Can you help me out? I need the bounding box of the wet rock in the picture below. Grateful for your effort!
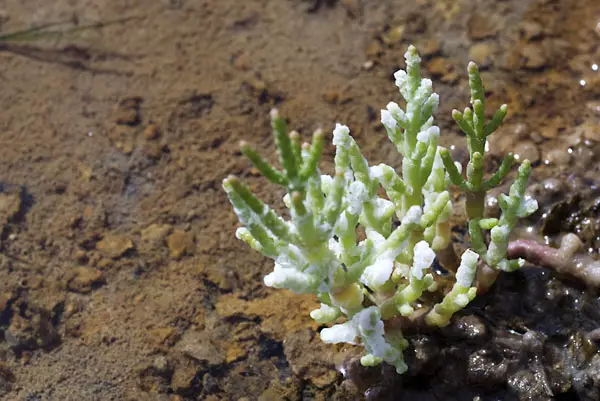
[142,141,163,160]
[96,234,134,259]
[67,267,105,293]
[445,315,488,344]
[283,329,339,388]
[141,223,173,248]
[467,13,497,40]
[176,331,224,366]
[467,350,509,387]
[137,356,173,393]
[202,265,236,291]
[108,125,137,154]
[96,258,114,270]
[177,93,214,119]
[425,57,453,78]
[143,123,161,140]
[508,369,553,401]
[575,120,600,143]
[520,44,548,70]
[469,42,497,68]
[525,178,566,212]
[4,302,60,352]
[215,292,318,340]
[365,40,383,59]
[543,148,571,167]
[170,358,199,394]
[586,101,600,116]
[149,326,179,346]
[381,25,404,45]
[405,335,441,374]
[115,97,143,126]
[519,20,544,40]
[403,12,426,34]
[258,379,302,401]
[232,51,252,71]
[0,363,14,397]
[521,331,544,355]
[225,342,247,363]
[572,354,600,399]
[539,116,565,139]
[0,190,22,225]
[167,229,195,259]
[417,38,441,58]
[514,140,540,165]
[242,78,284,105]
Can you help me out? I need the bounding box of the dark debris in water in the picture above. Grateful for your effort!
[343,267,600,400]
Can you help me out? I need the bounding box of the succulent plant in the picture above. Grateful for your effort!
[223,45,537,374]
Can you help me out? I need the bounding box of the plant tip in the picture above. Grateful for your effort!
[467,61,479,73]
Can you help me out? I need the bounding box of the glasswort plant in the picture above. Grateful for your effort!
[223,46,537,374]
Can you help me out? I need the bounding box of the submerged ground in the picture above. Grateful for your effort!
[0,0,599,400]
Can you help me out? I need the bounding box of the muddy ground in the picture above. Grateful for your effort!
[0,0,599,400]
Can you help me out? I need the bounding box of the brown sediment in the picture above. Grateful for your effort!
[0,0,599,400]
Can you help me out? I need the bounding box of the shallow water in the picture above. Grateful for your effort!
[0,0,599,400]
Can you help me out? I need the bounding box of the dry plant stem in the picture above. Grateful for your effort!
[508,234,600,288]
[475,262,500,294]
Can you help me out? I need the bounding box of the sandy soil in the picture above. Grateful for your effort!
[0,0,599,400]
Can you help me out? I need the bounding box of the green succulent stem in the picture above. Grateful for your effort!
[223,46,538,377]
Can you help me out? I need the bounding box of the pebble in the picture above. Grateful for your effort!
[203,265,235,291]
[225,342,248,363]
[544,148,571,167]
[540,116,565,139]
[5,304,60,350]
[467,13,497,40]
[469,42,497,68]
[170,360,198,393]
[0,191,22,224]
[115,97,142,126]
[365,41,383,59]
[519,20,544,40]
[67,267,105,293]
[447,315,488,343]
[382,25,405,45]
[108,125,136,155]
[143,123,161,140]
[514,140,540,165]
[575,120,600,142]
[426,57,452,77]
[96,234,134,259]
[418,38,441,58]
[149,327,178,346]
[520,44,548,69]
[176,331,224,365]
[141,223,173,247]
[167,230,196,259]
[142,141,163,159]
[232,52,251,71]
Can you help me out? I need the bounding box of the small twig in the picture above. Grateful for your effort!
[508,234,600,288]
